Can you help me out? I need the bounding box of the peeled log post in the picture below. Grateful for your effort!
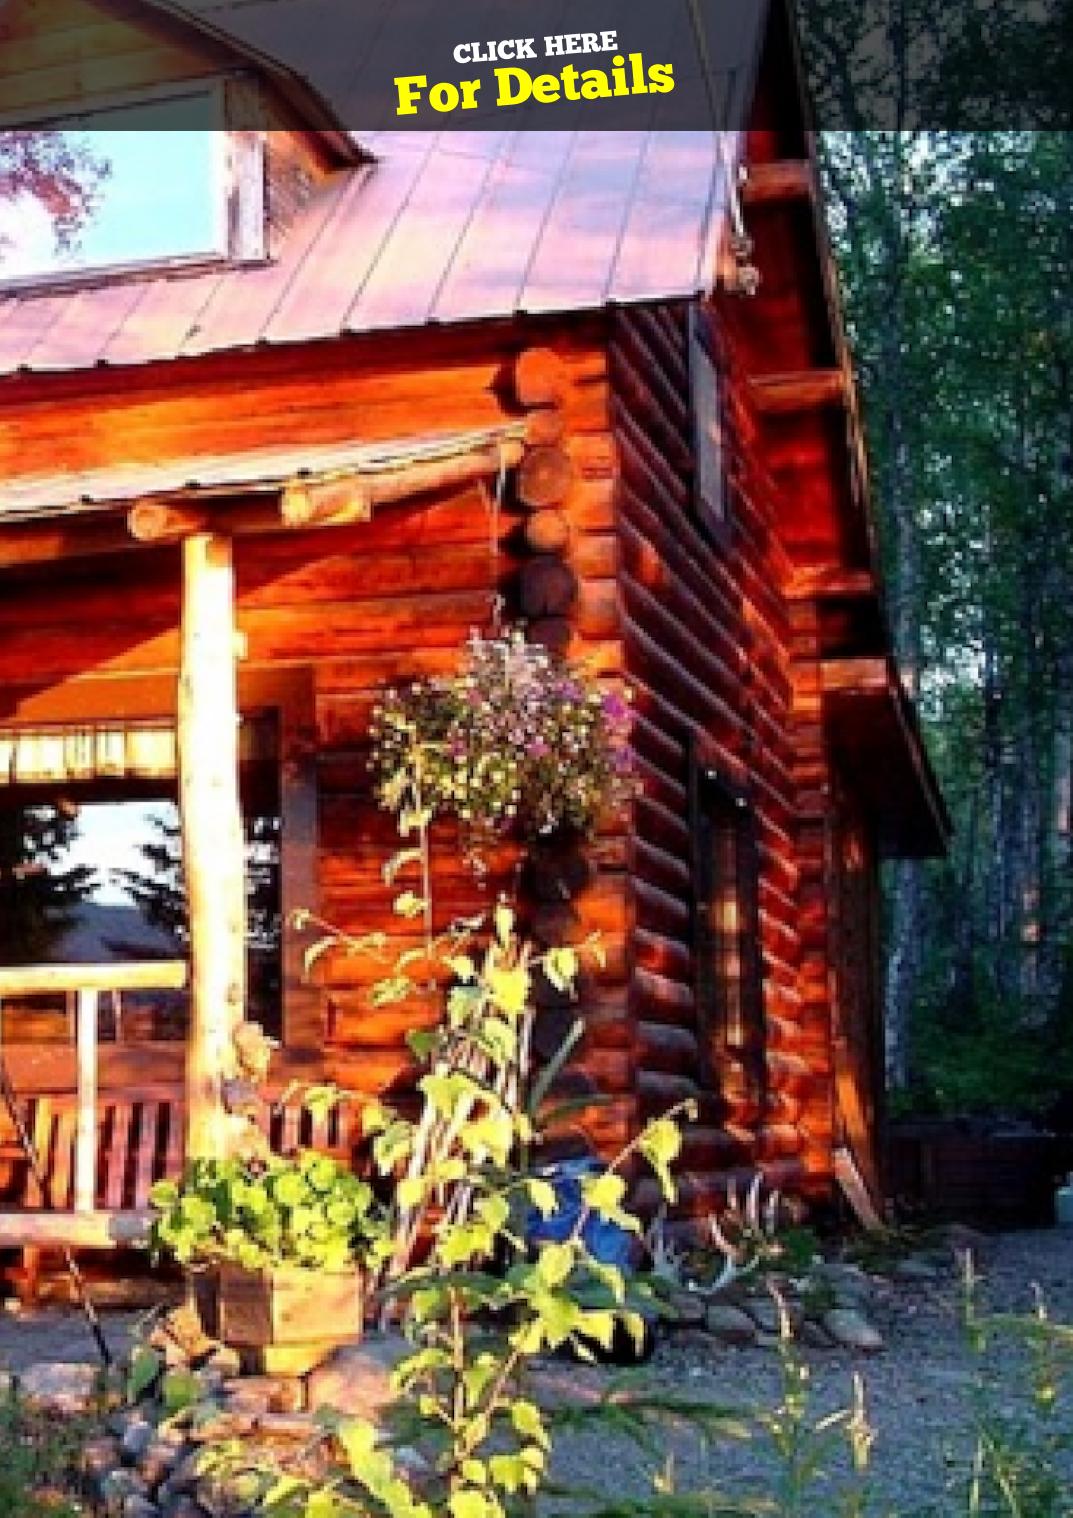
[180,532,246,1162]
[524,509,571,555]
[512,347,568,407]
[517,447,575,509]
[519,556,579,618]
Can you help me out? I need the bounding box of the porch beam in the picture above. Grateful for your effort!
[179,532,246,1162]
[74,988,98,1214]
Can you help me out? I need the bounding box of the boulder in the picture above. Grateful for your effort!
[305,1334,408,1419]
[20,1360,100,1416]
[703,1303,757,1346]
[893,1257,941,1284]
[120,1418,156,1466]
[742,1297,801,1336]
[666,1288,706,1328]
[822,1308,884,1353]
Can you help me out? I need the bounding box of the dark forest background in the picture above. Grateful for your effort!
[804,2,1073,1116]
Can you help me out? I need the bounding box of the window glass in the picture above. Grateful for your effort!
[689,307,729,534]
[691,765,765,1102]
[0,92,225,282]
[0,714,282,1040]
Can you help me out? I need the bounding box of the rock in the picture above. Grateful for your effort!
[140,1439,183,1491]
[202,1346,242,1378]
[151,1302,217,1366]
[703,1303,757,1346]
[755,1332,783,1351]
[159,1499,204,1518]
[801,1320,835,1349]
[305,1335,408,1419]
[893,1258,941,1284]
[936,1223,993,1264]
[822,1308,885,1353]
[82,1436,122,1481]
[742,1297,801,1336]
[813,1262,874,1303]
[123,1497,160,1518]
[221,1374,304,1414]
[20,1360,100,1415]
[666,1288,706,1328]
[100,1468,149,1518]
[121,1418,156,1465]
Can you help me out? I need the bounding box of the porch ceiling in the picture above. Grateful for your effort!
[0,424,523,523]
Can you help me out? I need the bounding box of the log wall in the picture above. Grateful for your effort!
[609,302,816,1219]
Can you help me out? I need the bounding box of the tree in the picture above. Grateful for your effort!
[0,803,98,965]
[0,132,107,254]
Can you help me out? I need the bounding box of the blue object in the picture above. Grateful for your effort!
[525,1157,636,1268]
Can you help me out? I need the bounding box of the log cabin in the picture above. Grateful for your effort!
[0,0,948,1280]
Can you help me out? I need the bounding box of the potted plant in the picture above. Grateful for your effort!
[149,1150,389,1375]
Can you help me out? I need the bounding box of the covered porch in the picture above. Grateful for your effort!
[0,424,525,1266]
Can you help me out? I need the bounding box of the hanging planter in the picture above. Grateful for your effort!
[368,627,635,855]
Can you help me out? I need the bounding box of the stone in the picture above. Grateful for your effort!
[123,1498,160,1518]
[305,1334,408,1419]
[20,1360,100,1416]
[703,1303,757,1346]
[893,1258,941,1284]
[742,1297,801,1336]
[221,1374,305,1414]
[801,1319,835,1349]
[121,1418,157,1465]
[140,1439,183,1491]
[82,1436,122,1481]
[160,1499,204,1518]
[203,1346,242,1377]
[813,1262,874,1302]
[100,1468,150,1518]
[822,1308,885,1353]
[151,1302,217,1366]
[666,1288,706,1328]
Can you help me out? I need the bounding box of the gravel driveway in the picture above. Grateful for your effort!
[542,1228,1073,1515]
[0,1230,1069,1514]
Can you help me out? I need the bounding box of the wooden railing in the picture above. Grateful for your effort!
[0,962,187,1236]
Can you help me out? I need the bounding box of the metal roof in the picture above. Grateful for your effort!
[0,425,519,521]
[0,129,737,376]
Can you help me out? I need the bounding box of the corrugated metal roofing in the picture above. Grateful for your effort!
[0,425,519,521]
[0,129,737,377]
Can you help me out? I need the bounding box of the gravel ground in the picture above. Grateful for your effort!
[541,1228,1073,1515]
[0,1231,1069,1514]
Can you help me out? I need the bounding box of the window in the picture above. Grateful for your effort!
[690,754,765,1104]
[0,714,282,1042]
[689,305,730,536]
[0,87,264,285]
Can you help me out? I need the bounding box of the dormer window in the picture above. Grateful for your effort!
[0,85,265,286]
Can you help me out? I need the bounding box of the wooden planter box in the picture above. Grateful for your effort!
[194,1263,364,1375]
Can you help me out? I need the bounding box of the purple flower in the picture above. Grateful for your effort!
[602,692,630,723]
[527,738,550,758]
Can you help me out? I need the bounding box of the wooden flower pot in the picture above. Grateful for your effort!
[195,1263,364,1376]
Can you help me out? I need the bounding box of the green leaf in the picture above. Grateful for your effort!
[581,1171,642,1235]
[510,1399,549,1449]
[162,1369,201,1414]
[535,1240,575,1289]
[394,891,428,920]
[446,954,477,982]
[525,1178,558,1218]
[126,1346,162,1402]
[449,1490,497,1518]
[638,1117,683,1202]
[494,902,514,947]
[397,1175,427,1211]
[526,1018,585,1118]
[488,965,529,1018]
[148,1179,178,1211]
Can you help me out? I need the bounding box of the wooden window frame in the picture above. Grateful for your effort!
[0,667,318,1054]
[0,79,267,293]
[688,303,733,546]
[688,741,766,1104]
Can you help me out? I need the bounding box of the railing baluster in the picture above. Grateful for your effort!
[74,988,99,1215]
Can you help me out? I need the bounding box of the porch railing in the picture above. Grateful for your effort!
[0,962,187,1239]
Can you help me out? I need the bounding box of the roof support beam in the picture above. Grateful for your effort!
[750,369,847,416]
[741,160,814,207]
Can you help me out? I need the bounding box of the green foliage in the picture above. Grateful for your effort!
[0,1402,86,1518]
[148,1150,389,1272]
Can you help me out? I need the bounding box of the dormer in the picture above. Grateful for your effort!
[0,0,362,288]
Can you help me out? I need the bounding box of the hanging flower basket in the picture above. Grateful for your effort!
[369,627,635,849]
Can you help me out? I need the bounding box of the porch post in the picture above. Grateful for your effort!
[179,532,246,1161]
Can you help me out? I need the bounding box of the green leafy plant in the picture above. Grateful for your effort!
[148,1150,389,1273]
